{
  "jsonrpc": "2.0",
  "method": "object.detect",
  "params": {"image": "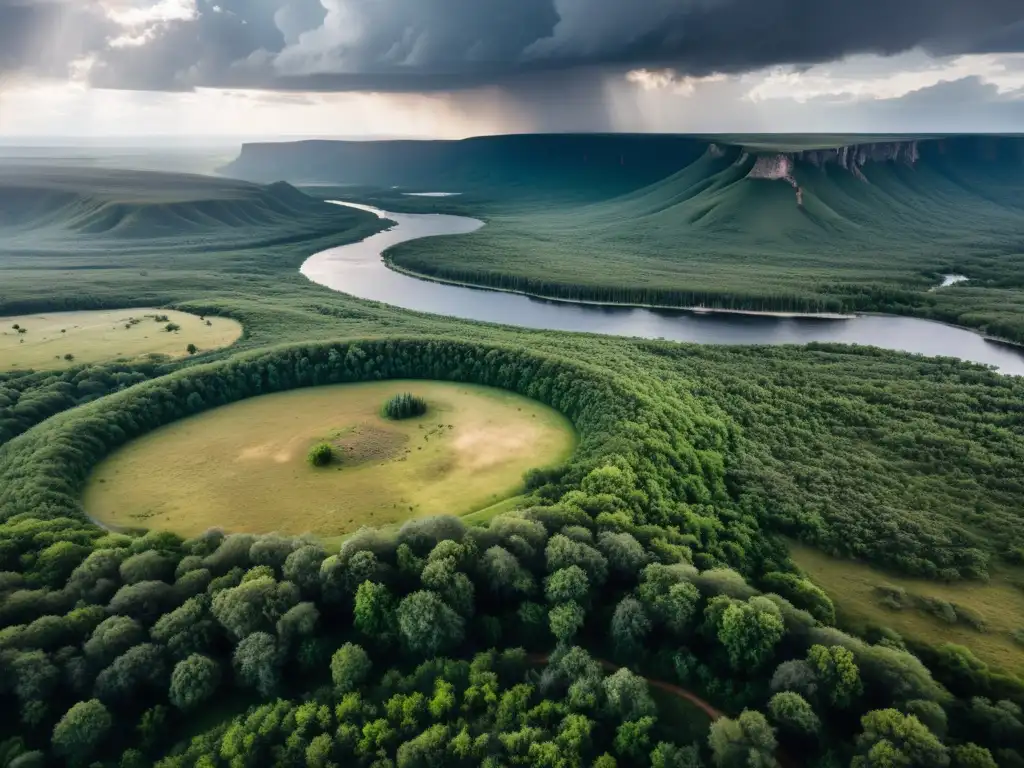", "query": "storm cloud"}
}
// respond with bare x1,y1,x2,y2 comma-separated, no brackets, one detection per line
2,0,1024,92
